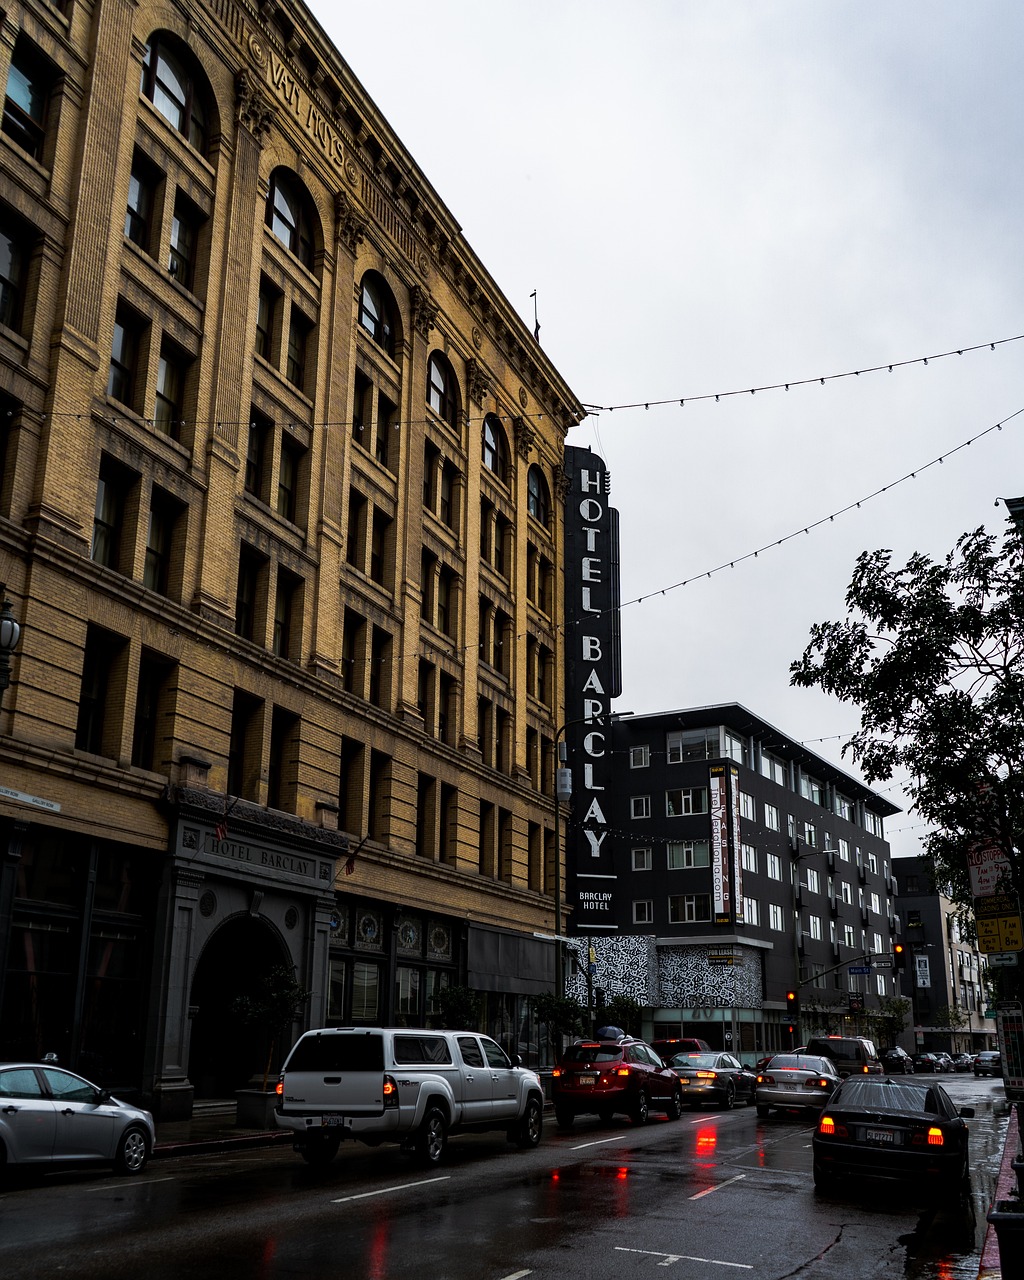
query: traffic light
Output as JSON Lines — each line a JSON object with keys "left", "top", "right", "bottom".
{"left": 786, "top": 989, "right": 800, "bottom": 1019}
{"left": 893, "top": 943, "right": 907, "bottom": 971}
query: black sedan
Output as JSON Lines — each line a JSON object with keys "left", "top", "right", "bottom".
{"left": 666, "top": 1051, "right": 758, "bottom": 1110}
{"left": 880, "top": 1047, "right": 914, "bottom": 1075}
{"left": 812, "top": 1076, "right": 974, "bottom": 1201}
{"left": 911, "top": 1052, "right": 948, "bottom": 1074}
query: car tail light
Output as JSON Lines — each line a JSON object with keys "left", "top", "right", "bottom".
{"left": 695, "top": 1071, "right": 716, "bottom": 1080}
{"left": 912, "top": 1127, "right": 944, "bottom": 1147}
{"left": 862, "top": 1065, "right": 869, "bottom": 1073}
{"left": 552, "top": 1067, "right": 564, "bottom": 1078}
{"left": 758, "top": 1074, "right": 772, "bottom": 1085}
{"left": 275, "top": 1080, "right": 284, "bottom": 1096}
{"left": 383, "top": 1074, "right": 399, "bottom": 1108}
{"left": 817, "top": 1078, "right": 831, "bottom": 1088}
{"left": 615, "top": 1067, "right": 631, "bottom": 1078}
{"left": 819, "top": 1115, "right": 835, "bottom": 1134}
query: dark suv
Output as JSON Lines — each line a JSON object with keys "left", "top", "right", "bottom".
{"left": 552, "top": 1035, "right": 683, "bottom": 1127}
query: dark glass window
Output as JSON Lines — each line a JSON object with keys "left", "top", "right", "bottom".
{"left": 132, "top": 649, "right": 175, "bottom": 770}
{"left": 277, "top": 434, "right": 304, "bottom": 524}
{"left": 255, "top": 278, "right": 278, "bottom": 361}
{"left": 245, "top": 410, "right": 272, "bottom": 500}
{"left": 107, "top": 304, "right": 142, "bottom": 407}
{"left": 140, "top": 35, "right": 208, "bottom": 152}
{"left": 235, "top": 545, "right": 265, "bottom": 642}
{"left": 3, "top": 38, "right": 52, "bottom": 161}
{"left": 76, "top": 626, "right": 126, "bottom": 755}
{"left": 358, "top": 273, "right": 395, "bottom": 354}
{"left": 527, "top": 465, "right": 549, "bottom": 526}
{"left": 0, "top": 207, "right": 29, "bottom": 332}
{"left": 286, "top": 309, "right": 312, "bottom": 389}
{"left": 483, "top": 416, "right": 508, "bottom": 482}
{"left": 168, "top": 194, "right": 201, "bottom": 289}
{"left": 125, "top": 153, "right": 159, "bottom": 251}
{"left": 427, "top": 353, "right": 458, "bottom": 427}
{"left": 266, "top": 171, "right": 314, "bottom": 267}
{"left": 153, "top": 345, "right": 187, "bottom": 437}
{"left": 91, "top": 455, "right": 136, "bottom": 572}
{"left": 143, "top": 486, "right": 183, "bottom": 596}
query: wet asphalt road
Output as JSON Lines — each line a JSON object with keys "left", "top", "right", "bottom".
{"left": 0, "top": 1074, "right": 1011, "bottom": 1280}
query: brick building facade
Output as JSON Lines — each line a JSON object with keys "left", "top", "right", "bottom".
{"left": 0, "top": 0, "right": 583, "bottom": 1115}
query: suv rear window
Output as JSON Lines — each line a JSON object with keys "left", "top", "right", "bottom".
{"left": 563, "top": 1045, "right": 624, "bottom": 1065}
{"left": 286, "top": 1032, "right": 385, "bottom": 1072}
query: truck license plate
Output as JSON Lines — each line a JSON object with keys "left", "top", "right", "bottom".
{"left": 321, "top": 1115, "right": 350, "bottom": 1128}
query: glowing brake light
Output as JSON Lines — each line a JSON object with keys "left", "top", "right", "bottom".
{"left": 927, "top": 1127, "right": 944, "bottom": 1146}
{"left": 382, "top": 1074, "right": 399, "bottom": 1107}
{"left": 819, "top": 1115, "right": 835, "bottom": 1135}
{"left": 615, "top": 1067, "right": 631, "bottom": 1077}
{"left": 695, "top": 1071, "right": 716, "bottom": 1080}
{"left": 275, "top": 1080, "right": 283, "bottom": 1096}
{"left": 552, "top": 1067, "right": 563, "bottom": 1078}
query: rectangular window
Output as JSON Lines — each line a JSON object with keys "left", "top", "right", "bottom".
{"left": 108, "top": 304, "right": 141, "bottom": 407}
{"left": 761, "top": 753, "right": 786, "bottom": 786}
{"left": 838, "top": 837, "right": 850, "bottom": 862}
{"left": 723, "top": 730, "right": 745, "bottom": 764}
{"left": 865, "top": 811, "right": 883, "bottom": 837}
{"left": 245, "top": 411, "right": 271, "bottom": 501}
{"left": 272, "top": 570, "right": 301, "bottom": 660}
{"left": 633, "top": 900, "right": 654, "bottom": 925}
{"left": 666, "top": 727, "right": 717, "bottom": 764}
{"left": 804, "top": 868, "right": 820, "bottom": 894}
{"left": 808, "top": 915, "right": 822, "bottom": 940}
{"left": 843, "top": 924, "right": 855, "bottom": 947}
{"left": 767, "top": 853, "right": 782, "bottom": 881}
{"left": 631, "top": 795, "right": 651, "bottom": 820}
{"left": 277, "top": 434, "right": 305, "bottom": 524}
{"left": 369, "top": 509, "right": 391, "bottom": 585}
{"left": 630, "top": 744, "right": 650, "bottom": 769}
{"left": 351, "top": 961, "right": 379, "bottom": 1021}
{"left": 739, "top": 791, "right": 755, "bottom": 820}
{"left": 3, "top": 37, "right": 51, "bottom": 161}
{"left": 741, "top": 843, "right": 757, "bottom": 873}
{"left": 743, "top": 897, "right": 759, "bottom": 925}
{"left": 235, "top": 545, "right": 266, "bottom": 642}
{"left": 632, "top": 847, "right": 652, "bottom": 871}
{"left": 168, "top": 193, "right": 201, "bottom": 290}
{"left": 76, "top": 625, "right": 126, "bottom": 756}
{"left": 841, "top": 881, "right": 853, "bottom": 905}
{"left": 131, "top": 649, "right": 175, "bottom": 770}
{"left": 256, "top": 277, "right": 279, "bottom": 361}
{"left": 869, "top": 892, "right": 880, "bottom": 914}
{"left": 668, "top": 893, "right": 711, "bottom": 924}
{"left": 375, "top": 390, "right": 397, "bottom": 469}
{"left": 0, "top": 208, "right": 28, "bottom": 333}
{"left": 154, "top": 344, "right": 187, "bottom": 438}
{"left": 769, "top": 903, "right": 786, "bottom": 932}
{"left": 143, "top": 486, "right": 183, "bottom": 597}
{"left": 802, "top": 821, "right": 817, "bottom": 848}
{"left": 868, "top": 852, "right": 878, "bottom": 874}
{"left": 667, "top": 840, "right": 710, "bottom": 869}
{"left": 91, "top": 455, "right": 135, "bottom": 572}
{"left": 286, "top": 309, "right": 313, "bottom": 389}
{"left": 834, "top": 793, "right": 853, "bottom": 820}
{"left": 666, "top": 787, "right": 707, "bottom": 817}
{"left": 764, "top": 802, "right": 780, "bottom": 831}
{"left": 395, "top": 966, "right": 421, "bottom": 1018}
{"left": 125, "top": 152, "right": 158, "bottom": 250}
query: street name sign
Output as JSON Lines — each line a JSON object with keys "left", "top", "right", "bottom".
{"left": 848, "top": 965, "right": 870, "bottom": 974}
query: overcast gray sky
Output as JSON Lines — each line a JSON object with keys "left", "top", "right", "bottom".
{"left": 319, "top": 1, "right": 1024, "bottom": 859}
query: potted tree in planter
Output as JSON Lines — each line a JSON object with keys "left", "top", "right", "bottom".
{"left": 231, "top": 965, "right": 312, "bottom": 1129}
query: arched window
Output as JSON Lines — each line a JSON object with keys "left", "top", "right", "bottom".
{"left": 140, "top": 34, "right": 209, "bottom": 153}
{"left": 527, "top": 465, "right": 549, "bottom": 527}
{"left": 358, "top": 272, "right": 396, "bottom": 355}
{"left": 427, "top": 353, "right": 459, "bottom": 428}
{"left": 265, "top": 170, "right": 315, "bottom": 269}
{"left": 482, "top": 415, "right": 508, "bottom": 483}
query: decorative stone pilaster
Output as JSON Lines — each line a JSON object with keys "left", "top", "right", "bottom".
{"left": 235, "top": 70, "right": 273, "bottom": 145}
{"left": 513, "top": 416, "right": 535, "bottom": 460}
{"left": 335, "top": 191, "right": 367, "bottom": 255}
{"left": 411, "top": 285, "right": 439, "bottom": 340}
{"left": 467, "top": 358, "right": 489, "bottom": 408}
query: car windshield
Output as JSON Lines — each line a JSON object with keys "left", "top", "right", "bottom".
{"left": 837, "top": 1079, "right": 936, "bottom": 1113}
{"left": 563, "top": 1045, "right": 623, "bottom": 1065}
{"left": 766, "top": 1055, "right": 830, "bottom": 1072}
{"left": 670, "top": 1053, "right": 718, "bottom": 1069}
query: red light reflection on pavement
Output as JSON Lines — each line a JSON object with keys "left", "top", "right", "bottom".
{"left": 695, "top": 1125, "right": 718, "bottom": 1158}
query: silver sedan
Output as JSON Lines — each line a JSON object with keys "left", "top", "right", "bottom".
{"left": 755, "top": 1053, "right": 841, "bottom": 1118}
{"left": 0, "top": 1061, "right": 155, "bottom": 1175}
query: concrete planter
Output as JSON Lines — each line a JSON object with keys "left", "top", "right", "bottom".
{"left": 235, "top": 1089, "right": 279, "bottom": 1130}
{"left": 987, "top": 1199, "right": 1024, "bottom": 1275}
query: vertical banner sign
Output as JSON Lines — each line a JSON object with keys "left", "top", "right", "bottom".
{"left": 710, "top": 767, "right": 730, "bottom": 925}
{"left": 729, "top": 766, "right": 744, "bottom": 924}
{"left": 996, "top": 1001, "right": 1024, "bottom": 1103}
{"left": 562, "top": 447, "right": 623, "bottom": 933}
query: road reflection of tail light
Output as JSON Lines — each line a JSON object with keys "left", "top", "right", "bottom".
{"left": 696, "top": 1126, "right": 718, "bottom": 1155}
{"left": 616, "top": 1167, "right": 629, "bottom": 1180}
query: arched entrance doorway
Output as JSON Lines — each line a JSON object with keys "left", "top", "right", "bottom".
{"left": 187, "top": 916, "right": 290, "bottom": 1098}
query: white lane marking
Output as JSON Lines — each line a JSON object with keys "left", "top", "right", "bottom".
{"left": 616, "top": 1247, "right": 753, "bottom": 1270}
{"left": 570, "top": 1136, "right": 629, "bottom": 1150}
{"left": 498, "top": 1272, "right": 533, "bottom": 1279}
{"left": 83, "top": 1176, "right": 176, "bottom": 1191}
{"left": 331, "top": 1175, "right": 449, "bottom": 1203}
{"left": 689, "top": 1173, "right": 747, "bottom": 1200}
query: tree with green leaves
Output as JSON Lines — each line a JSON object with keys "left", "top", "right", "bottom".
{"left": 231, "top": 965, "right": 312, "bottom": 1092}
{"left": 790, "top": 521, "right": 1024, "bottom": 928}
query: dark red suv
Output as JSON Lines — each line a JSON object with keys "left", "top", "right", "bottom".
{"left": 552, "top": 1035, "right": 683, "bottom": 1127}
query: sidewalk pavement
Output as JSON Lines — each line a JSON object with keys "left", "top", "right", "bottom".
{"left": 978, "top": 1102, "right": 1022, "bottom": 1280}
{"left": 153, "top": 1100, "right": 293, "bottom": 1160}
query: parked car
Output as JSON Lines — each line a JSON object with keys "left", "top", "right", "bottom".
{"left": 651, "top": 1036, "right": 711, "bottom": 1062}
{"left": 813, "top": 1075, "right": 974, "bottom": 1200}
{"left": 275, "top": 1027, "right": 544, "bottom": 1166}
{"left": 880, "top": 1047, "right": 914, "bottom": 1075}
{"left": 933, "top": 1053, "right": 956, "bottom": 1074}
{"left": 974, "top": 1051, "right": 1002, "bottom": 1077}
{"left": 950, "top": 1053, "right": 974, "bottom": 1073}
{"left": 755, "top": 1054, "right": 842, "bottom": 1118}
{"left": 552, "top": 1034, "right": 683, "bottom": 1127}
{"left": 665, "top": 1051, "right": 757, "bottom": 1110}
{"left": 911, "top": 1052, "right": 948, "bottom": 1074}
{"left": 0, "top": 1061, "right": 154, "bottom": 1176}
{"left": 804, "top": 1035, "right": 882, "bottom": 1076}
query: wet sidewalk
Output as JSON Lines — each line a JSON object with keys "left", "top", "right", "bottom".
{"left": 979, "top": 1103, "right": 1023, "bottom": 1280}
{"left": 153, "top": 1100, "right": 292, "bottom": 1160}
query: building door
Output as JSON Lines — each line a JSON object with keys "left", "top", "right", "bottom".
{"left": 187, "top": 917, "right": 290, "bottom": 1098}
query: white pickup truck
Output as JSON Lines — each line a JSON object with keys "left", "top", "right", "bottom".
{"left": 275, "top": 1026, "right": 545, "bottom": 1166}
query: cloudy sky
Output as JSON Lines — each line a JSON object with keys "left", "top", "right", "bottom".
{"left": 320, "top": 1, "right": 1024, "bottom": 859}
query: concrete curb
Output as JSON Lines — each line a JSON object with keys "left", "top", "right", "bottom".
{"left": 979, "top": 1106, "right": 1021, "bottom": 1280}
{"left": 153, "top": 1130, "right": 293, "bottom": 1160}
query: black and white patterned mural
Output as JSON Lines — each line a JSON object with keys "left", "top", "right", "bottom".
{"left": 567, "top": 936, "right": 763, "bottom": 1010}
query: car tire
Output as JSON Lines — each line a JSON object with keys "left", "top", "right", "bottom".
{"left": 812, "top": 1161, "right": 835, "bottom": 1193}
{"left": 663, "top": 1088, "right": 683, "bottom": 1121}
{"left": 555, "top": 1106, "right": 575, "bottom": 1130}
{"left": 514, "top": 1097, "right": 543, "bottom": 1148}
{"left": 414, "top": 1106, "right": 447, "bottom": 1166}
{"left": 113, "top": 1125, "right": 150, "bottom": 1176}
{"left": 301, "top": 1134, "right": 341, "bottom": 1166}
{"left": 756, "top": 1104, "right": 771, "bottom": 1119}
{"left": 631, "top": 1090, "right": 649, "bottom": 1126}
{"left": 719, "top": 1082, "right": 736, "bottom": 1111}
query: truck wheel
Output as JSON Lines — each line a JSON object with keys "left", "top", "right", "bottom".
{"left": 301, "top": 1134, "right": 340, "bottom": 1167}
{"left": 515, "top": 1097, "right": 543, "bottom": 1148}
{"left": 414, "top": 1107, "right": 447, "bottom": 1166}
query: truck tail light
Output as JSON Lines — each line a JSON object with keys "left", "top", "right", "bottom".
{"left": 383, "top": 1074, "right": 399, "bottom": 1108}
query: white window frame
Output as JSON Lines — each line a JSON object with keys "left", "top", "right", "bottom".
{"left": 764, "top": 802, "right": 780, "bottom": 831}
{"left": 767, "top": 853, "right": 782, "bottom": 881}
{"left": 633, "top": 899, "right": 654, "bottom": 924}
{"left": 741, "top": 843, "right": 757, "bottom": 873}
{"left": 629, "top": 744, "right": 650, "bottom": 769}
{"left": 631, "top": 795, "right": 651, "bottom": 820}
{"left": 769, "top": 903, "right": 786, "bottom": 931}
{"left": 739, "top": 791, "right": 755, "bottom": 820}
{"left": 743, "top": 896, "right": 760, "bottom": 925}
{"left": 632, "top": 846, "right": 652, "bottom": 872}
{"left": 667, "top": 839, "right": 710, "bottom": 870}
{"left": 665, "top": 787, "right": 707, "bottom": 817}
{"left": 808, "top": 914, "right": 822, "bottom": 940}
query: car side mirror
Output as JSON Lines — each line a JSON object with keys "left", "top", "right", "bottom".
{"left": 839, "top": 1071, "right": 850, "bottom": 1079}
{"left": 959, "top": 1106, "right": 975, "bottom": 1118}
{"left": 96, "top": 1088, "right": 111, "bottom": 1103}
